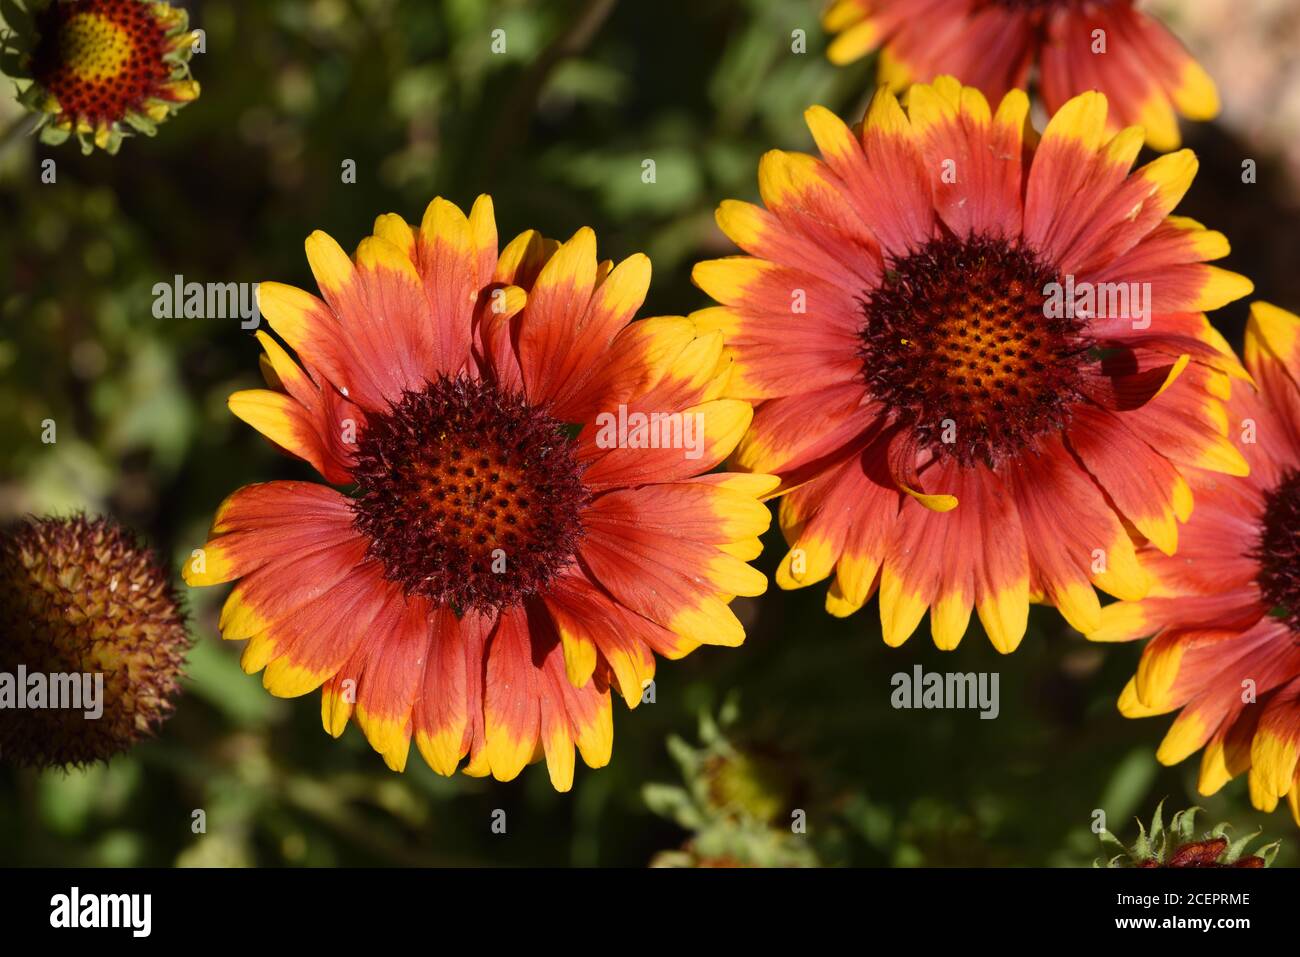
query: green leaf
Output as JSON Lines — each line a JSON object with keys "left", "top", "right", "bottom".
{"left": 0, "top": 0, "right": 34, "bottom": 35}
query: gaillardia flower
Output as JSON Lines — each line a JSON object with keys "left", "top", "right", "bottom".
{"left": 0, "top": 515, "right": 189, "bottom": 768}
{"left": 1097, "top": 802, "right": 1279, "bottom": 868}
{"left": 1090, "top": 303, "right": 1300, "bottom": 825}
{"left": 693, "top": 78, "right": 1252, "bottom": 653}
{"left": 184, "top": 195, "right": 772, "bottom": 791}
{"left": 1, "top": 0, "right": 199, "bottom": 154}
{"left": 822, "top": 0, "right": 1218, "bottom": 151}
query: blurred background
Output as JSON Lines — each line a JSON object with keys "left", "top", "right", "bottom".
{"left": 1, "top": 0, "right": 1298, "bottom": 867}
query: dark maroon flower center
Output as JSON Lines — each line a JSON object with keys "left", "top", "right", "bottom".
{"left": 1256, "top": 470, "right": 1300, "bottom": 632}
{"left": 858, "top": 234, "right": 1089, "bottom": 468}
{"left": 350, "top": 375, "right": 588, "bottom": 614}
{"left": 980, "top": 0, "right": 1096, "bottom": 11}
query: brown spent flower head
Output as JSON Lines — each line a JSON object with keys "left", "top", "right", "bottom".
{"left": 0, "top": 515, "right": 189, "bottom": 768}
{"left": 1097, "top": 802, "right": 1280, "bottom": 869}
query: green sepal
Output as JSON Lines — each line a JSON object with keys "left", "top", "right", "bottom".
{"left": 102, "top": 126, "right": 125, "bottom": 154}
{"left": 1223, "top": 827, "right": 1260, "bottom": 864}
{"left": 1170, "top": 805, "right": 1201, "bottom": 846}
{"left": 1130, "top": 817, "right": 1151, "bottom": 862}
{"left": 123, "top": 111, "right": 157, "bottom": 136}
{"left": 36, "top": 121, "right": 68, "bottom": 146}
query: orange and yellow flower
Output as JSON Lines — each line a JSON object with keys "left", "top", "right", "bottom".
{"left": 1090, "top": 303, "right": 1300, "bottom": 826}
{"left": 693, "top": 78, "right": 1251, "bottom": 654}
{"left": 184, "top": 194, "right": 774, "bottom": 791}
{"left": 1, "top": 0, "right": 199, "bottom": 154}
{"left": 823, "top": 0, "right": 1218, "bottom": 151}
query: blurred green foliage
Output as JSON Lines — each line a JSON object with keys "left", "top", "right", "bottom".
{"left": 0, "top": 0, "right": 1295, "bottom": 866}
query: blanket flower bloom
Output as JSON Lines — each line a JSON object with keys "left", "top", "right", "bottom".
{"left": 1097, "top": 802, "right": 1279, "bottom": 868}
{"left": 822, "top": 0, "right": 1218, "bottom": 151}
{"left": 184, "top": 194, "right": 773, "bottom": 791}
{"left": 1, "top": 0, "right": 199, "bottom": 154}
{"left": 692, "top": 78, "right": 1252, "bottom": 654}
{"left": 1090, "top": 303, "right": 1300, "bottom": 826}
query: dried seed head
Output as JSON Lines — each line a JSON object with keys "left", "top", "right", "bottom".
{"left": 0, "top": 515, "right": 189, "bottom": 768}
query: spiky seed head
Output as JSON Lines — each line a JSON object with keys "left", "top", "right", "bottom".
{"left": 0, "top": 515, "right": 189, "bottom": 768}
